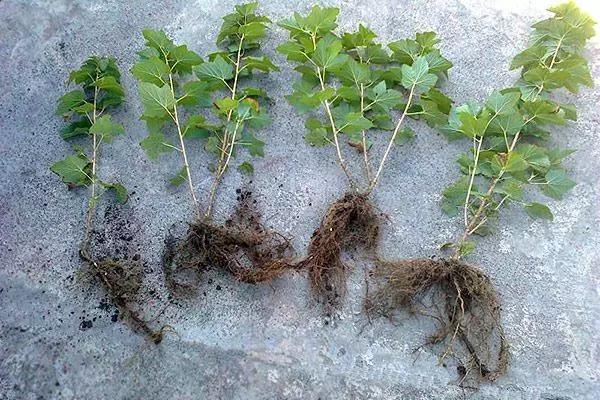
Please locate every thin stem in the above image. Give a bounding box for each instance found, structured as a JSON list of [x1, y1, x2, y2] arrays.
[[369, 84, 416, 192], [82, 75, 100, 256], [205, 34, 245, 219], [463, 136, 484, 227], [360, 83, 372, 182], [317, 66, 354, 186], [451, 126, 527, 259], [168, 71, 201, 218]]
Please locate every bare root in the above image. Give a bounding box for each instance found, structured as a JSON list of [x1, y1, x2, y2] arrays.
[[365, 257, 508, 384], [163, 190, 295, 297], [297, 192, 379, 314]]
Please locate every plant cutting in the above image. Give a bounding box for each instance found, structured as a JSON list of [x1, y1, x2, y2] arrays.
[[278, 6, 453, 313], [366, 2, 595, 384], [132, 2, 290, 295], [51, 56, 158, 339]]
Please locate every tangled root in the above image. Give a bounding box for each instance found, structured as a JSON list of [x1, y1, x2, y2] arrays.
[[365, 257, 508, 384], [85, 257, 162, 343], [298, 192, 379, 313], [163, 190, 294, 297]]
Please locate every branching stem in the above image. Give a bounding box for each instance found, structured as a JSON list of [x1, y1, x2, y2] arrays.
[[317, 66, 355, 186], [205, 34, 245, 219], [168, 71, 201, 218], [368, 84, 416, 192]]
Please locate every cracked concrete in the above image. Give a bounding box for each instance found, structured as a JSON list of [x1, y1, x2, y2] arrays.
[[1, 0, 599, 399]]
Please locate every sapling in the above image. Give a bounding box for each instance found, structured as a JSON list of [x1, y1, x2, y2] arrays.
[[133, 2, 289, 293], [367, 2, 595, 384], [51, 56, 158, 339], [278, 6, 453, 312]]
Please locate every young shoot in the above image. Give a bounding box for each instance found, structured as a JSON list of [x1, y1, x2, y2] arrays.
[[278, 5, 453, 193], [132, 2, 277, 220], [199, 1, 279, 218], [51, 56, 127, 257], [440, 2, 595, 259], [132, 29, 206, 217]]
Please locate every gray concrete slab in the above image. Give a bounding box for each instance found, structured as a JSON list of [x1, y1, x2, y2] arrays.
[[1, 0, 599, 399]]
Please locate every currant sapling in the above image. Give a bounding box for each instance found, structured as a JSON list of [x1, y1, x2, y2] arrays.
[[278, 6, 453, 312], [51, 57, 158, 340], [133, 3, 291, 294], [367, 2, 595, 384]]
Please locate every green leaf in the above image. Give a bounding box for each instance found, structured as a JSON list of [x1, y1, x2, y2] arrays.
[[334, 58, 370, 84], [339, 112, 373, 135], [542, 168, 576, 200], [523, 100, 566, 125], [504, 152, 528, 173], [240, 133, 265, 157], [368, 81, 403, 111], [458, 241, 477, 257], [298, 5, 339, 35], [243, 56, 279, 73], [60, 119, 92, 139], [441, 177, 469, 216], [421, 88, 453, 114], [314, 35, 347, 70], [140, 131, 173, 160], [458, 111, 489, 138], [89, 115, 125, 144], [342, 24, 377, 49], [423, 50, 452, 75], [142, 29, 174, 53], [389, 38, 420, 64], [241, 87, 269, 99], [169, 45, 203, 74], [139, 82, 175, 119], [276, 41, 306, 62], [131, 57, 169, 86], [419, 99, 448, 127], [304, 118, 329, 146], [509, 45, 547, 70], [237, 161, 254, 175], [194, 55, 233, 81], [515, 143, 551, 172], [524, 202, 553, 220], [487, 112, 523, 137], [178, 81, 212, 108], [183, 115, 219, 139], [485, 90, 520, 115], [103, 182, 128, 203], [401, 56, 437, 93], [394, 127, 414, 146], [495, 178, 524, 200], [239, 21, 268, 42], [170, 166, 188, 186], [56, 90, 85, 116], [50, 154, 92, 186], [93, 76, 124, 97]]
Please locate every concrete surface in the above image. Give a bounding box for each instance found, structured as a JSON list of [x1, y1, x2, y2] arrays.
[[1, 0, 599, 399]]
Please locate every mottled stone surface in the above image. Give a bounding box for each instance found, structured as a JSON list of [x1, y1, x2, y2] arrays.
[[1, 1, 599, 399]]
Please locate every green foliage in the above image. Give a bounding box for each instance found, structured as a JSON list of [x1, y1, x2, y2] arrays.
[[278, 6, 452, 188], [51, 56, 128, 204], [133, 3, 276, 216], [439, 2, 594, 257]]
